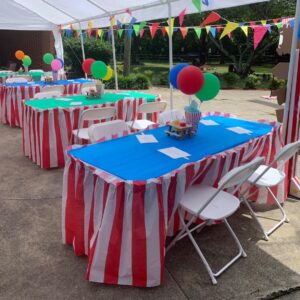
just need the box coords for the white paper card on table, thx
[56,97,70,101]
[200,119,219,126]
[227,127,252,135]
[158,147,191,159]
[70,101,83,106]
[136,134,158,144]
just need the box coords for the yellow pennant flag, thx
[88,20,93,29]
[261,20,267,25]
[205,26,211,34]
[167,18,175,31]
[220,22,239,39]
[97,29,103,38]
[165,26,170,36]
[241,26,248,37]
[110,16,116,26]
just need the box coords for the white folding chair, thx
[6,77,28,83]
[33,91,62,99]
[167,157,264,285]
[126,101,167,131]
[72,107,117,144]
[158,109,184,124]
[41,85,65,94]
[241,139,300,240]
[88,120,129,143]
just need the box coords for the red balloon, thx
[82,58,95,75]
[177,66,205,95]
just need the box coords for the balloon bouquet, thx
[15,50,32,72]
[81,58,113,98]
[43,53,64,82]
[169,64,220,133]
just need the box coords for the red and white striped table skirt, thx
[0,83,82,128]
[22,97,160,169]
[61,112,286,287]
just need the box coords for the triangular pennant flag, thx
[149,22,160,39]
[239,22,245,27]
[261,20,267,25]
[161,27,167,37]
[241,26,248,37]
[70,24,75,31]
[277,22,283,29]
[179,8,187,27]
[117,20,123,29]
[289,19,295,28]
[129,17,137,27]
[118,29,124,38]
[165,26,170,36]
[110,16,116,26]
[250,21,256,28]
[133,24,140,36]
[88,20,93,29]
[194,28,202,39]
[98,29,103,38]
[167,18,175,30]
[210,27,216,38]
[267,24,272,33]
[254,26,268,49]
[66,29,71,38]
[192,0,201,12]
[227,32,232,39]
[200,12,221,27]
[180,27,188,39]
[139,29,145,38]
[139,21,146,31]
[88,28,92,38]
[273,18,279,24]
[220,22,239,39]
[127,28,133,37]
[76,30,80,39]
[205,26,211,34]
[216,25,222,33]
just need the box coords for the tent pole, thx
[110,24,119,90]
[167,0,174,110]
[78,22,87,79]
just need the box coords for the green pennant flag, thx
[139,21,146,31]
[277,22,283,29]
[133,24,140,36]
[194,28,202,39]
[192,0,201,12]
[118,29,124,38]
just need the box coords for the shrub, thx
[269,78,286,90]
[222,72,239,88]
[152,72,169,86]
[104,74,150,90]
[244,75,261,89]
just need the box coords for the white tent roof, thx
[1,0,269,31]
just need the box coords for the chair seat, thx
[72,128,90,140]
[180,184,240,220]
[126,119,155,130]
[247,165,285,187]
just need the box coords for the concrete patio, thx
[1,90,300,299]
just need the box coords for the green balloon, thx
[196,73,220,102]
[91,61,108,79]
[43,53,54,65]
[22,55,32,66]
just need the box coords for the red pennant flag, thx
[216,25,223,33]
[179,8,187,27]
[200,12,221,27]
[88,28,92,38]
[250,21,256,28]
[254,26,268,49]
[273,18,279,25]
[149,22,160,39]
[161,27,167,37]
[139,29,145,38]
[180,27,188,39]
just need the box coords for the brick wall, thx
[0,30,55,71]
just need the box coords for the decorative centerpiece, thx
[86,87,100,98]
[184,100,202,134]
[44,75,53,83]
[96,80,105,98]
[165,119,193,139]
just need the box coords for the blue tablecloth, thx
[68,116,273,181]
[4,78,93,87]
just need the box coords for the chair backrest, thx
[158,109,184,124]
[81,86,96,95]
[34,91,62,99]
[88,120,129,143]
[29,69,44,73]
[273,139,300,163]
[6,77,28,83]
[137,101,167,115]
[79,107,116,124]
[41,85,65,94]
[218,157,264,189]
[0,70,13,74]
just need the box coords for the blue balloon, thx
[169,63,189,89]
[57,57,64,68]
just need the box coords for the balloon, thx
[91,61,108,79]
[51,59,63,71]
[15,50,25,60]
[82,58,95,75]
[169,63,189,89]
[102,66,113,81]
[22,55,32,66]
[57,58,64,68]
[43,53,54,64]
[177,66,204,95]
[196,73,221,102]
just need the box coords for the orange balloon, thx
[15,50,25,60]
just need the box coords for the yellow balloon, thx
[102,66,113,81]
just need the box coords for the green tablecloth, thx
[25,92,157,110]
[0,71,49,81]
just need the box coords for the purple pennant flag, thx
[117,19,123,29]
[129,17,137,27]
[107,30,111,41]
[267,24,272,33]
[127,28,133,37]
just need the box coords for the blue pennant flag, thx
[289,19,295,28]
[202,0,209,5]
[127,28,133,37]
[107,30,111,41]
[129,17,137,27]
[117,19,123,29]
[210,27,216,38]
[66,29,71,38]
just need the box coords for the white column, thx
[78,23,87,79]
[168,0,174,109]
[110,24,119,90]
